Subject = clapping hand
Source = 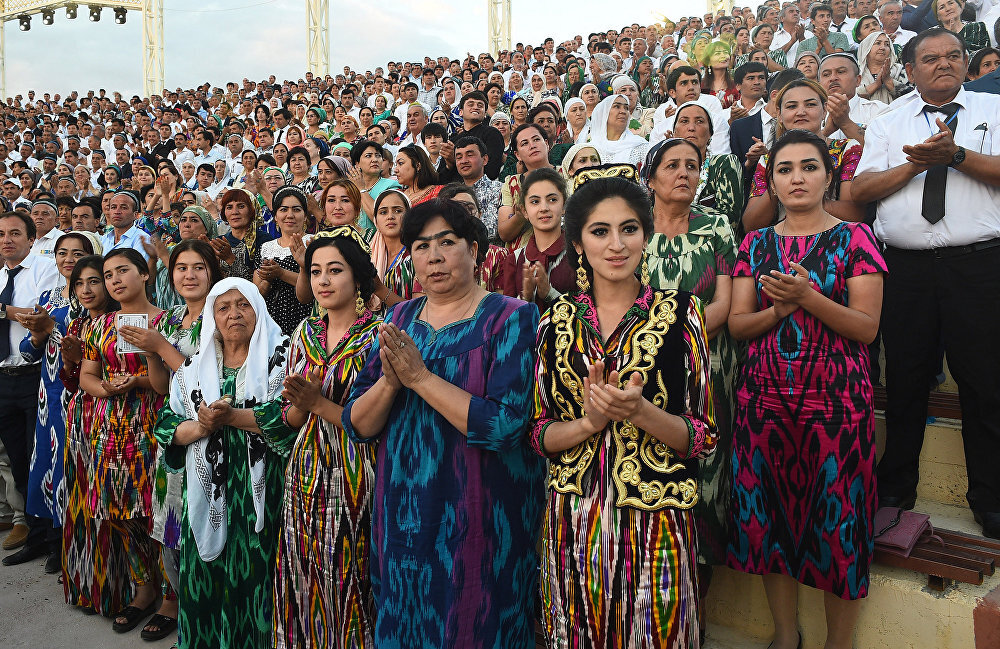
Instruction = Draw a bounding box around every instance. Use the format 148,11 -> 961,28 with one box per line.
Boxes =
15,306 -> 54,337
588,370 -> 646,423
378,323 -> 428,389
61,334 -> 83,366
903,118 -> 956,168
197,397 -> 233,432
101,373 -> 138,396
209,236 -> 236,265
759,260 -> 813,311
282,367 -> 324,412
581,360 -> 611,433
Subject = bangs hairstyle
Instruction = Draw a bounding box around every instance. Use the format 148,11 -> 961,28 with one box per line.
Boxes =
401,198 -> 488,266
219,188 -> 257,222
167,239 -> 223,290
765,129 -> 835,190
54,231 -> 95,256
565,177 -> 652,274
349,139 -> 384,166
303,234 -> 378,303
320,179 -> 362,212
518,167 -> 568,210
69,254 -> 120,312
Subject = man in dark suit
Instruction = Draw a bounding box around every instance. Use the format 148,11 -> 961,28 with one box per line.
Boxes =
729,68 -> 804,175
966,68 -> 1000,94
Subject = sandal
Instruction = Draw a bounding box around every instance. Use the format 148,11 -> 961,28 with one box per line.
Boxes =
140,613 -> 178,641
111,602 -> 156,633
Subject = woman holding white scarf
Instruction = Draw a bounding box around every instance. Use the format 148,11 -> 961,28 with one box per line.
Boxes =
580,94 -> 650,168
154,278 -> 293,649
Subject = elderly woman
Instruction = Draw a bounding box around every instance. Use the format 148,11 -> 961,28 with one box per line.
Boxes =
581,94 -> 650,167
563,97 -> 588,143
154,278 -> 293,649
857,32 -> 909,102
212,188 -> 273,282
531,175 -> 715,647
933,0 -> 990,53
641,138 -> 738,633
272,230 -> 381,648
343,199 -> 544,648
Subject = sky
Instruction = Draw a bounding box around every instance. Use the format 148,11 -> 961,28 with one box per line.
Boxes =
2,0 -> 736,97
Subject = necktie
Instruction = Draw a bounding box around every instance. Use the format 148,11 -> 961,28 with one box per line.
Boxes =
0,265 -> 24,361
920,102 -> 960,224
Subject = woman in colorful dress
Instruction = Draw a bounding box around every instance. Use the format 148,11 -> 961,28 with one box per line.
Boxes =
531,175 -> 716,647
727,130 -> 886,649
118,240 -> 224,643
60,253 -> 133,616
213,188 -> 273,282
79,247 -> 166,634
368,189 -> 421,307
254,186 -> 316,336
343,199 -> 545,648
641,138 -> 738,642
671,102 -> 745,234
271,230 -> 381,648
743,79 -> 865,232
17,232 -> 93,573
154,278 -> 294,649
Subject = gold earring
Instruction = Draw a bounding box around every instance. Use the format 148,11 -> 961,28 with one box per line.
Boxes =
576,253 -> 590,292
355,290 -> 365,316
641,254 -> 650,285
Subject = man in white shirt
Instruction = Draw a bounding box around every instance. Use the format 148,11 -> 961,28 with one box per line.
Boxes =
0,210 -> 60,567
723,62 -> 769,124
772,5 -> 812,64
878,0 -> 916,47
398,104 -> 429,149
818,53 -> 889,143
27,198 -> 64,258
852,28 -> 1000,539
830,0 -> 858,35
191,129 -> 225,169
99,191 -> 152,258
393,84 -> 431,126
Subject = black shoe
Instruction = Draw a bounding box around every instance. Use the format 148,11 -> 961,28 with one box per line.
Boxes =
973,511 -> 1000,540
44,552 -> 61,574
2,543 -> 47,566
879,493 -> 917,511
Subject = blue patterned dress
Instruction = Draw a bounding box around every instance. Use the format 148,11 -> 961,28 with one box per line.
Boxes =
22,287 -> 80,522
343,293 -> 545,649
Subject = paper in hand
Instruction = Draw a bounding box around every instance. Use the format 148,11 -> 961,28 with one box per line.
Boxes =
116,313 -> 148,354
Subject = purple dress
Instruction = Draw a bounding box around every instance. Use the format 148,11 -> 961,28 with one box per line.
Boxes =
726,222 -> 887,600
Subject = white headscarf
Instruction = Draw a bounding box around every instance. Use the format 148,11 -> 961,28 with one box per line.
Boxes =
563,97 -> 587,140
858,31 -> 904,104
579,94 -> 650,164
170,277 -> 289,561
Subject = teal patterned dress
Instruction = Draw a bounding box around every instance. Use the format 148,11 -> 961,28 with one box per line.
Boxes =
155,370 -> 293,649
645,209 -> 738,565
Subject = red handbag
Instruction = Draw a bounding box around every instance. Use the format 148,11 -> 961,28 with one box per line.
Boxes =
874,507 -> 944,558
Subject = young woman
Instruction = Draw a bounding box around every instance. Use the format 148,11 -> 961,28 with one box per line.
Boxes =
254,186 -> 315,336
500,168 -> 574,311
508,95 -> 530,128
79,248 -> 166,634
347,140 -> 400,229
16,233 -> 94,573
531,176 -> 715,647
60,253 -> 130,616
394,145 -> 442,206
367,189 -> 420,308
271,232 -> 381,648
702,41 -> 740,108
498,123 -> 555,246
728,130 -> 886,649
118,240 -> 223,642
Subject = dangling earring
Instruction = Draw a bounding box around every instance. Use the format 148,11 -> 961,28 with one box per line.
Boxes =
576,253 -> 590,292
355,289 -> 365,316
640,253 -> 650,286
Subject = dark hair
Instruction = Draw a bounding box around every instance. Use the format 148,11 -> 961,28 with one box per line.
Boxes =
667,66 -> 700,92
518,167 -> 568,209
511,122 -> 548,152
734,61 -> 768,84
69,254 -> 119,312
459,91 -> 488,111
766,67 -> 806,97
564,178 -> 652,277
454,136 -> 487,156
303,233 -> 378,303
167,239 -> 223,290
810,2 -> 833,18
968,46 -> 999,76
438,183 -> 481,212
54,231 -> 95,256
642,138 -> 704,191
0,210 -> 36,238
765,128 -> 835,193
349,139 -> 384,166
286,145 -> 310,164
903,26 -> 965,65
103,247 -> 151,279
75,197 -> 99,220
196,162 -> 215,176
401,198 -> 488,265
421,122 -> 449,141
397,145 -> 439,188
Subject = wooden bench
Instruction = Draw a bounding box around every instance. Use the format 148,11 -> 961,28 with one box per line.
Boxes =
873,386 -> 963,420
875,528 -> 1000,591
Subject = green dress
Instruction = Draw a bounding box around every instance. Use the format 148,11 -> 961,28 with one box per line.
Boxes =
645,209 -> 738,565
155,368 -> 293,649
696,154 -> 744,238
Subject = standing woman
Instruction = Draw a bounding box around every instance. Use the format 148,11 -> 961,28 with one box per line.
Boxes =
17,233 -> 93,574
727,130 -> 886,649
117,240 -> 223,642
60,252 -> 132,616
272,231 -> 381,649
531,176 -> 716,647
368,189 -> 421,307
213,188 -> 273,282
254,186 -> 315,336
154,278 -> 294,649
343,199 -> 545,648
79,248 -> 166,634
347,141 -> 401,229
641,139 -> 738,632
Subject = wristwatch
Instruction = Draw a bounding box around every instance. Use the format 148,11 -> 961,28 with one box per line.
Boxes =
950,146 -> 966,167
0,304 -> 6,319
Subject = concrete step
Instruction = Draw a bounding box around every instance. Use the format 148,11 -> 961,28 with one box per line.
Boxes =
875,415 -> 968,508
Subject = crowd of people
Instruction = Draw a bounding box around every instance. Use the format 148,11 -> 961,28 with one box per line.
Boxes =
0,2 -> 997,648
